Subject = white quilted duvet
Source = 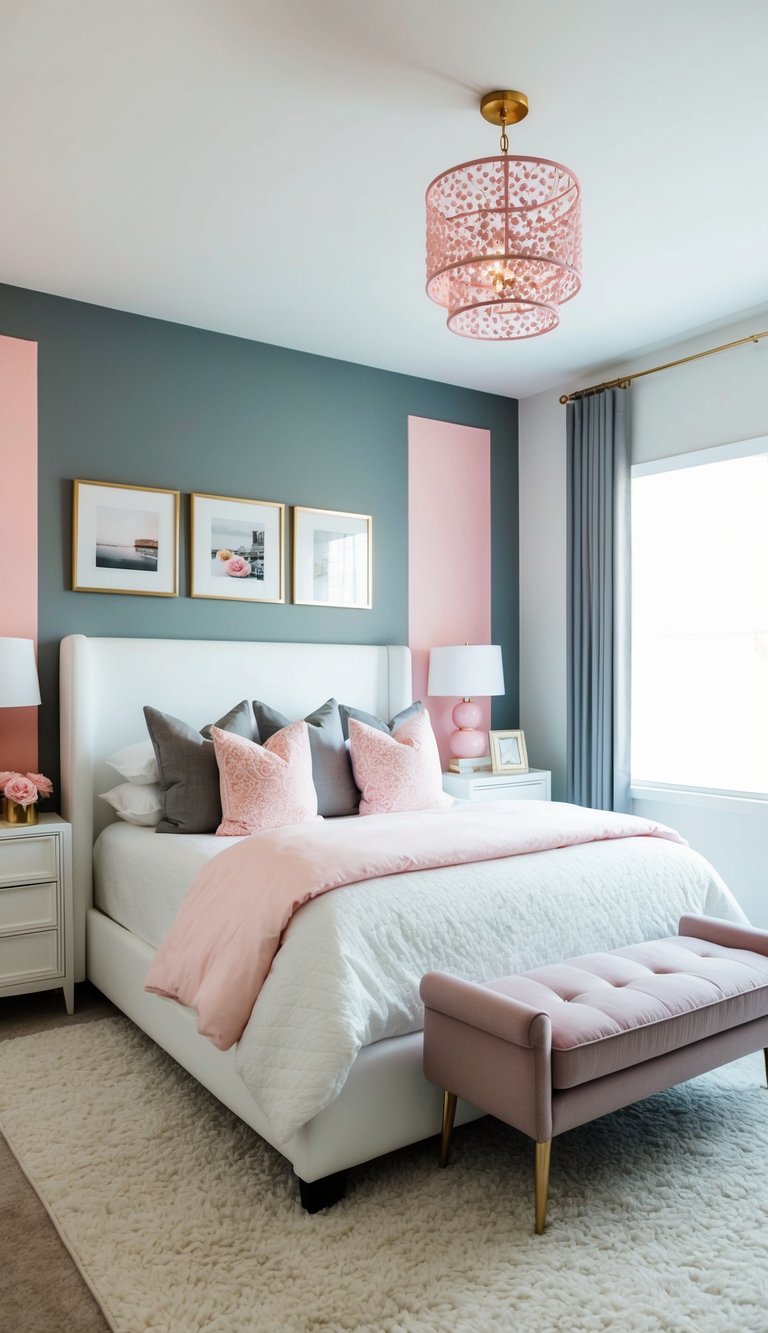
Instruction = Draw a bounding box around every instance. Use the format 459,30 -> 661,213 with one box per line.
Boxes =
235,832 -> 743,1144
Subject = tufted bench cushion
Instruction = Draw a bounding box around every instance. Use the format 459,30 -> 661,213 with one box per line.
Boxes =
421,915 -> 768,1233
485,936 -> 768,1089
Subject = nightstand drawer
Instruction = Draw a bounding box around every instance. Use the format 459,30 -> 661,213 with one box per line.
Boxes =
471,778 -> 548,801
0,929 -> 61,984
0,881 -> 59,934
442,768 -> 552,802
0,835 -> 58,887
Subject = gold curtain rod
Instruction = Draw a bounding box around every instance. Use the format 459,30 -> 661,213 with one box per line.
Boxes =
559,329 -> 768,405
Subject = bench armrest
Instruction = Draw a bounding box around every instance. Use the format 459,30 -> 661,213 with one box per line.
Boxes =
679,914 -> 768,956
420,971 -> 551,1048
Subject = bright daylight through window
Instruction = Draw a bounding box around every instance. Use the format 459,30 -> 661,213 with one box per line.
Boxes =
631,442 -> 768,796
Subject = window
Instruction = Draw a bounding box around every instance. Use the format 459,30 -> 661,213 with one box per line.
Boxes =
631,439 -> 768,796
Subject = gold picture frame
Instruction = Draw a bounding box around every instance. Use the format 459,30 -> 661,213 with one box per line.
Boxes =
293,506 -> 372,609
72,479 -> 179,596
190,492 -> 285,603
489,729 -> 529,774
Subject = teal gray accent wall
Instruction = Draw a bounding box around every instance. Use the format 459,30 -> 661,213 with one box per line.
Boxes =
0,283 -> 519,787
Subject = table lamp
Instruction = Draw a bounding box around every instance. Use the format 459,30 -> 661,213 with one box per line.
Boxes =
0,637 -> 41,710
427,644 -> 505,762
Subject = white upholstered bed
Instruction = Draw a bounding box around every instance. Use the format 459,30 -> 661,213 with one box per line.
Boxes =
60,634 -> 743,1209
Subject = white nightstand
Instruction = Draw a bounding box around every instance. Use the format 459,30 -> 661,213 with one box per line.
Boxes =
442,768 -> 552,803
0,813 -> 74,1014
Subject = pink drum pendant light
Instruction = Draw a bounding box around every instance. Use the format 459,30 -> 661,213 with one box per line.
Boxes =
426,90 -> 581,340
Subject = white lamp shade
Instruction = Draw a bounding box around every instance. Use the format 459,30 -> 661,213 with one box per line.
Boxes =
0,637 -> 42,707
427,644 -> 504,698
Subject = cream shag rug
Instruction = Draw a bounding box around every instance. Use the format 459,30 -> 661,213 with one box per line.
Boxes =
0,1018 -> 767,1333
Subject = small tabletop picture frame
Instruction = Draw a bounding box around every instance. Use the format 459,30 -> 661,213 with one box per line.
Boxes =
293,506 -> 372,609
489,729 -> 529,774
72,480 -> 179,596
190,492 -> 285,603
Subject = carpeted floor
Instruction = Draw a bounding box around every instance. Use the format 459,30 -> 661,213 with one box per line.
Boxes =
0,1015 -> 767,1332
0,985 -> 118,1333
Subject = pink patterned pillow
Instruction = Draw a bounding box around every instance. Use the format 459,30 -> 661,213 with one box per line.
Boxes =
211,721 -> 319,836
348,709 -> 453,816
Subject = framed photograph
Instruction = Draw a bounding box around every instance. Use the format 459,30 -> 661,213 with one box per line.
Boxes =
190,492 -> 285,603
489,729 -> 529,774
293,506 -> 372,609
72,480 -> 179,596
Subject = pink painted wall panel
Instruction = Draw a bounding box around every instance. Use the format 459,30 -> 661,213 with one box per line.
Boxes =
0,335 -> 39,772
408,415 -> 491,766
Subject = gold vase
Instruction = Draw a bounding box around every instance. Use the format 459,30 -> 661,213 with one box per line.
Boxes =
2,797 -> 38,826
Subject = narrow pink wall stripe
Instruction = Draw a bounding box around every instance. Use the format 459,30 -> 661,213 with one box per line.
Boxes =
408,416 -> 492,767
0,335 -> 39,772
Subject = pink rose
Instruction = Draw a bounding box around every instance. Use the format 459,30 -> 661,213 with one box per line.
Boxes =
0,771 -> 18,787
26,773 -> 54,797
4,775 -> 38,808
224,556 -> 252,578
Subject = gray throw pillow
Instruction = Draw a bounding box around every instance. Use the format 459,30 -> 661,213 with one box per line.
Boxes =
253,697 -> 358,818
338,699 -> 424,742
144,700 -> 254,834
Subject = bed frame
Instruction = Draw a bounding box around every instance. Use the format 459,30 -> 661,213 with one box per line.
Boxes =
60,634 -> 483,1208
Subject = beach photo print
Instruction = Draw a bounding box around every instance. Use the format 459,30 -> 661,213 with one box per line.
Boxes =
72,480 -> 179,596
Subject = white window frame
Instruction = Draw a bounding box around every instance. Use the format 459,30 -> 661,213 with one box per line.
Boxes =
630,433 -> 768,811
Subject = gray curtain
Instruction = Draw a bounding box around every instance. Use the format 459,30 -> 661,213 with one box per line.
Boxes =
566,387 -> 631,811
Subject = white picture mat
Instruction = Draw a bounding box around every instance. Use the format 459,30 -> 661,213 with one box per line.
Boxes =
294,508 -> 372,608
191,494 -> 284,602
73,482 -> 178,594
489,729 -> 529,774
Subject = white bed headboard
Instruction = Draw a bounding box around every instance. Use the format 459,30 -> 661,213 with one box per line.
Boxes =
60,634 -> 412,979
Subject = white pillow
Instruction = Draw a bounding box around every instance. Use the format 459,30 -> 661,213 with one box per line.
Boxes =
100,782 -> 162,827
105,740 -> 158,786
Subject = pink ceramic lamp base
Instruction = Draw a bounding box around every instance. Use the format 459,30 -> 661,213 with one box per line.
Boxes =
448,699 -> 486,759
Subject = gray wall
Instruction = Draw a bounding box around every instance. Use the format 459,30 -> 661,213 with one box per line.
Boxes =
0,283 -> 519,788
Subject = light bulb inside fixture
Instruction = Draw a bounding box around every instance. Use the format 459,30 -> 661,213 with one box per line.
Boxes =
489,263 -> 516,294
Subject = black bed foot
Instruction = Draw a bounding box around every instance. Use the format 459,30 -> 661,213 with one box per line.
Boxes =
298,1169 -> 348,1213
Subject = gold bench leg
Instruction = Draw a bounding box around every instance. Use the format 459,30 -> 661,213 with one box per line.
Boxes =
439,1091 -> 457,1167
535,1139 -> 552,1235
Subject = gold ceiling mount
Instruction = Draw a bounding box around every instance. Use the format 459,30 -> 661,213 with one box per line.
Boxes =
479,90 -> 529,127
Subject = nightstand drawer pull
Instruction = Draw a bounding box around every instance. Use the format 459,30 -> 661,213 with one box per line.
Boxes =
0,835 -> 58,886
0,881 -> 58,933
0,930 -> 60,984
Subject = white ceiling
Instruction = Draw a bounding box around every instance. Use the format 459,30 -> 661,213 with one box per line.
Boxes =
2,0 -> 768,399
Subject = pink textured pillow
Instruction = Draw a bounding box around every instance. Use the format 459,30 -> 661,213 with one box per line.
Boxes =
348,710 -> 453,816
211,721 -> 319,836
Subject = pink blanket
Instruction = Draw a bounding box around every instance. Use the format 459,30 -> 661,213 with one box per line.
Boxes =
144,801 -> 685,1050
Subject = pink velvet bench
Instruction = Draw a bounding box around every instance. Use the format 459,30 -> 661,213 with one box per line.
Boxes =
420,915 -> 768,1234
